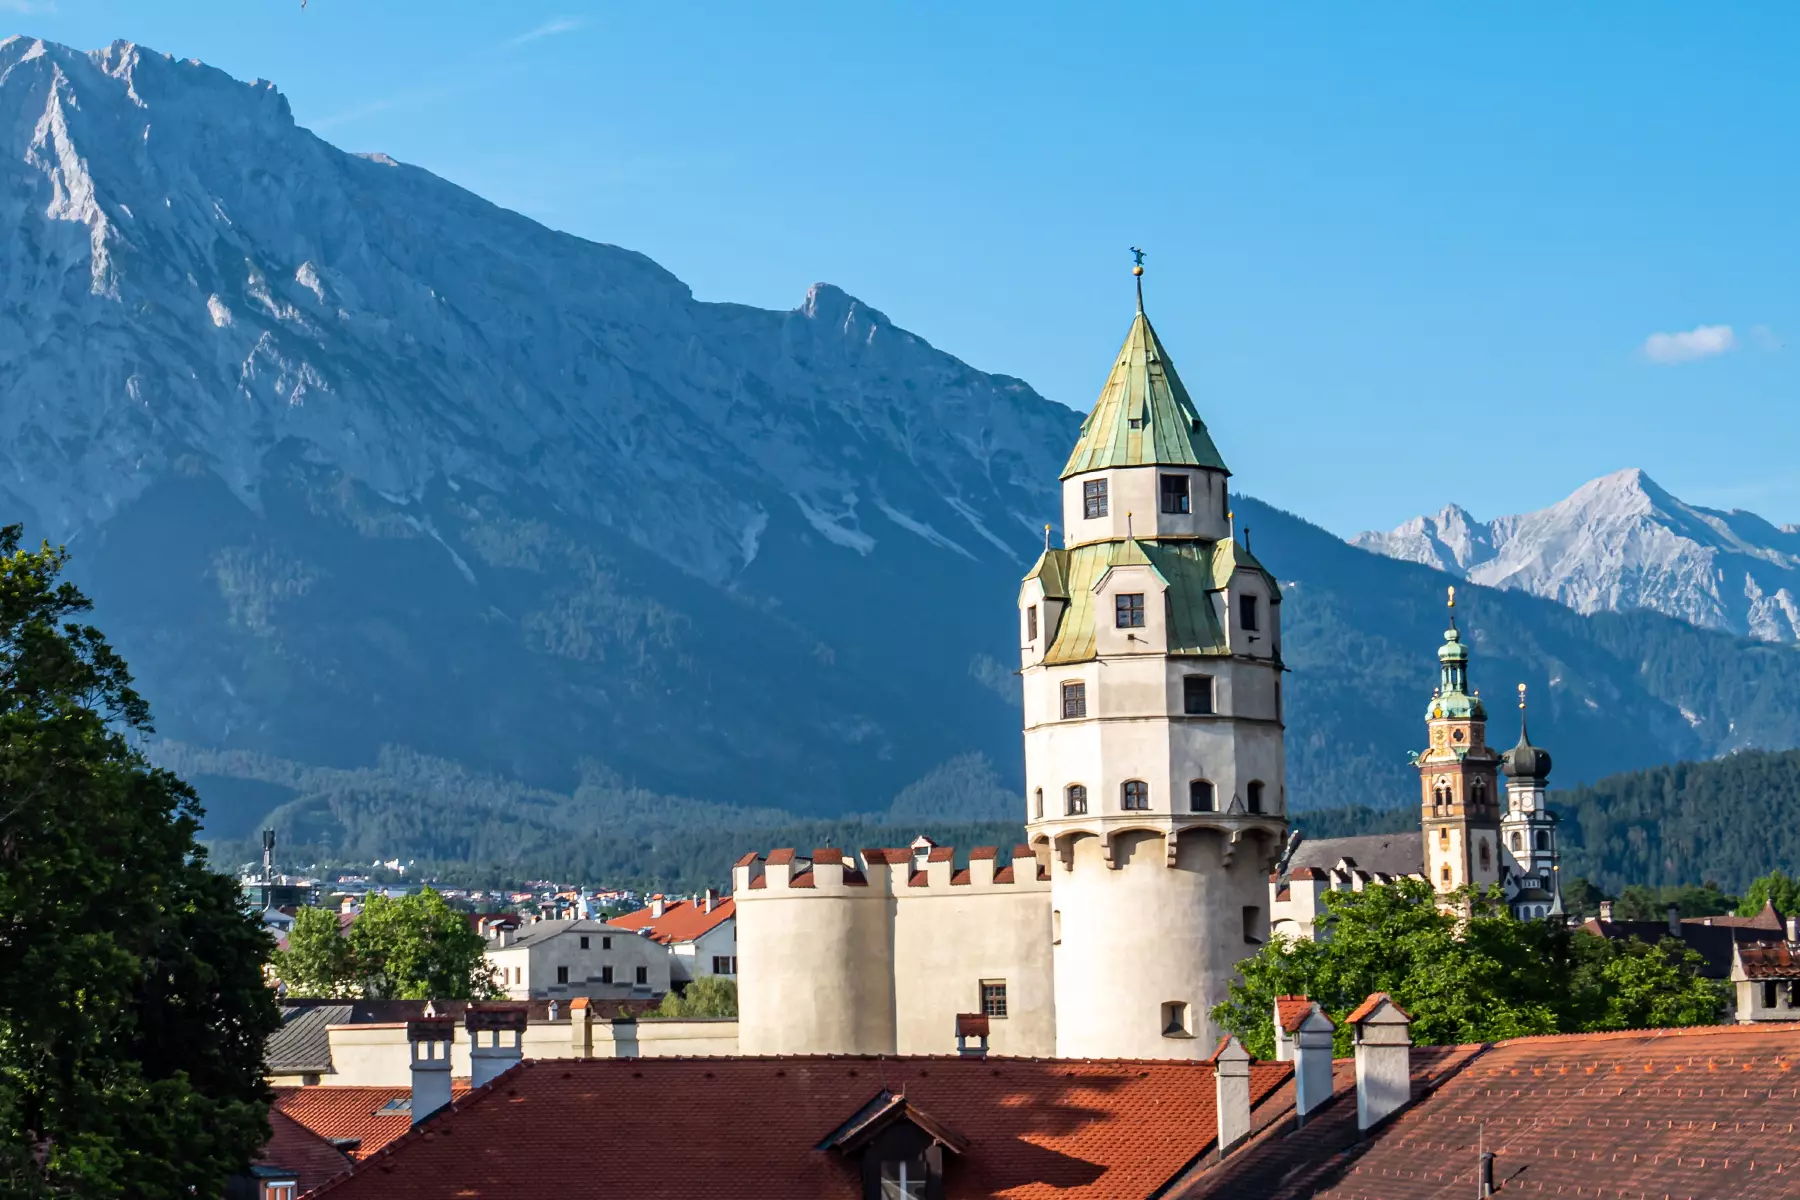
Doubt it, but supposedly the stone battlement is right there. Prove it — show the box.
[733,842,1049,896]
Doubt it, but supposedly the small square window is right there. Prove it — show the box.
[1239,593,1260,632]
[981,980,1008,1018]
[1160,474,1191,514]
[1115,593,1145,628]
[1161,1001,1192,1037]
[636,966,648,985]
[1061,681,1087,719]
[1065,785,1088,815]
[556,965,569,984]
[1183,675,1214,715]
[1026,605,1039,642]
[1083,478,1109,519]
[579,935,589,950]
[1128,417,1143,430]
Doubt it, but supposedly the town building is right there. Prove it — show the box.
[735,270,1289,1058]
[482,916,672,1002]
[607,890,737,984]
[1732,917,1800,1022]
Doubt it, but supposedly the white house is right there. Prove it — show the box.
[483,917,672,1002]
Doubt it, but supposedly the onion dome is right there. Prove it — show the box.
[1501,684,1552,781]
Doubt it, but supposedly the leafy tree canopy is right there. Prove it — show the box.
[275,889,499,1000]
[1215,878,1725,1058]
[1737,870,1800,920]
[653,977,737,1019]
[0,528,279,1198]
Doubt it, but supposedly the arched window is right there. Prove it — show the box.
[1438,828,1450,851]
[1509,831,1522,851]
[1122,780,1150,811]
[1189,780,1216,813]
[1246,781,1264,814]
[1440,864,1451,885]
[1534,829,1549,851]
[1034,788,1044,819]
[1479,841,1491,869]
[1065,784,1088,816]
[1471,778,1487,806]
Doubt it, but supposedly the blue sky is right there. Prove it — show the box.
[13,2,1799,535]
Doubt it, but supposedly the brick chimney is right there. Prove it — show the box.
[955,1013,989,1059]
[1667,903,1681,937]
[1208,1036,1253,1155]
[1289,1002,1337,1124]
[406,1014,457,1125]
[1598,900,1614,922]
[464,1002,529,1088]
[1349,993,1412,1131]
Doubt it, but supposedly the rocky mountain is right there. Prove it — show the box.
[1355,469,1800,642]
[6,38,1800,874]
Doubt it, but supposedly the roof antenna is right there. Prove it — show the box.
[1126,511,1134,539]
[1130,246,1146,312]
[1243,526,1251,554]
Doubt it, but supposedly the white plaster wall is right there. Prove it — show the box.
[485,924,672,1000]
[1051,828,1273,1058]
[1062,467,1229,545]
[734,879,894,1055]
[891,885,1055,1056]
[315,1019,741,1086]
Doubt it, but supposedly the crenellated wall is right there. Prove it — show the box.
[733,844,1054,1057]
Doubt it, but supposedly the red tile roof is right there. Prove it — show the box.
[302,1055,1291,1199]
[766,848,796,865]
[1739,940,1800,978]
[607,897,735,946]
[1178,1023,1800,1200]
[969,846,998,861]
[1275,995,1314,1034]
[274,1084,470,1162]
[1343,993,1406,1025]
[260,1110,354,1194]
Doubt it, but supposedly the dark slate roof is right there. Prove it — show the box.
[489,917,626,951]
[1580,918,1774,980]
[1285,832,1423,880]
[267,1004,353,1074]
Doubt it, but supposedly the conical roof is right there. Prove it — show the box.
[1060,306,1229,479]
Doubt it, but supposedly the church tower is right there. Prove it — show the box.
[1417,588,1502,902]
[1499,685,1562,918]
[1019,260,1286,1057]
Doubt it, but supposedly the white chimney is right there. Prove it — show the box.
[1208,1036,1253,1155]
[406,1014,456,1125]
[1290,1002,1337,1123]
[703,887,718,914]
[1598,900,1614,922]
[955,1013,990,1059]
[651,896,667,919]
[1350,993,1412,1132]
[1271,995,1307,1062]
[1788,914,1799,942]
[464,1003,528,1089]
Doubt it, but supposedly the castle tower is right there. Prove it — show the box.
[1499,685,1561,919]
[1417,588,1503,902]
[1019,260,1286,1057]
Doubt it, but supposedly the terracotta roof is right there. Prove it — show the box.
[606,897,736,946]
[1177,1024,1800,1200]
[860,847,910,866]
[302,1055,1291,1199]
[259,1109,354,1193]
[274,1084,471,1161]
[928,846,956,863]
[1739,940,1800,979]
[766,848,797,865]
[969,846,998,861]
[733,851,760,867]
[1275,996,1314,1034]
[955,1013,989,1038]
[1344,993,1407,1025]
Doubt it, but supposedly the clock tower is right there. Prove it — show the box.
[1417,588,1502,904]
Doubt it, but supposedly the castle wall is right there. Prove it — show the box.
[1051,827,1271,1057]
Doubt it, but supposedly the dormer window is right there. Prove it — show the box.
[1115,594,1145,628]
[1238,593,1259,632]
[1026,605,1038,641]
[1128,417,1143,430]
[1083,479,1109,519]
[1160,474,1190,514]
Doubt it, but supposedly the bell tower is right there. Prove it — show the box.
[1500,684,1562,919]
[1417,587,1502,903]
[1018,255,1286,1057]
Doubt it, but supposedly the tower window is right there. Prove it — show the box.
[1026,605,1038,641]
[1441,864,1451,885]
[1438,828,1450,851]
[1189,779,1216,812]
[1509,831,1522,851]
[1061,681,1087,719]
[1242,905,1263,945]
[1065,785,1088,815]
[1535,829,1549,851]
[1161,1001,1193,1036]
[1238,594,1260,632]
[1471,777,1485,805]
[1479,841,1491,869]
[1083,478,1109,519]
[1183,674,1214,715]
[1122,780,1150,810]
[1160,474,1191,514]
[1246,781,1264,814]
[1116,593,1145,628]
[1034,788,1044,819]
[981,980,1008,1018]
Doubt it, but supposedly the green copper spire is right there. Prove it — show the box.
[1427,585,1486,721]
[1060,258,1229,480]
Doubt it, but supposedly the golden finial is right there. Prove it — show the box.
[1518,682,1527,709]
[1043,523,1051,551]
[1447,584,1456,609]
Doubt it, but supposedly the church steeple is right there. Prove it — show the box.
[1418,586,1503,904]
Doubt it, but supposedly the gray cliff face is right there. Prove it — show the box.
[1354,469,1800,643]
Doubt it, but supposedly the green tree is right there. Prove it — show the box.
[1737,870,1800,919]
[272,906,360,998]
[346,890,498,1000]
[654,977,737,1018]
[1615,881,1736,920]
[1215,876,1722,1055]
[0,528,279,1198]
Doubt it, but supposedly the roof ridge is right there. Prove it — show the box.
[1485,1020,1800,1048]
